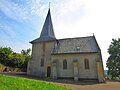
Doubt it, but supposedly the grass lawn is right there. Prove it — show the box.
[0,63,4,66]
[0,75,70,90]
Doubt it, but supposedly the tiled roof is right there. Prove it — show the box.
[52,36,100,54]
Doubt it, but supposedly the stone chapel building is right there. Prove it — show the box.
[27,9,105,82]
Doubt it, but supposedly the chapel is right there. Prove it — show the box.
[27,8,105,82]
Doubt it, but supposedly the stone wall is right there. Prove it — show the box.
[27,41,55,77]
[51,53,100,79]
[27,41,105,82]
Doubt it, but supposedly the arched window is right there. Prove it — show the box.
[84,59,89,69]
[41,58,44,67]
[63,59,67,69]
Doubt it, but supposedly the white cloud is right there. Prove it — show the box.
[0,0,29,22]
[0,39,31,53]
[49,0,120,69]
[1,0,120,69]
[0,23,16,38]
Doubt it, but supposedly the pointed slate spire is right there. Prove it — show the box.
[30,8,56,43]
[40,8,56,40]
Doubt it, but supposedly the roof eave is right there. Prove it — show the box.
[51,51,99,55]
[29,38,57,44]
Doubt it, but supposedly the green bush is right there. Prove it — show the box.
[0,47,31,70]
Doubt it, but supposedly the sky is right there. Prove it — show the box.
[0,0,120,70]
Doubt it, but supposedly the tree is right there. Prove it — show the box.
[106,38,120,79]
[9,53,25,68]
[0,47,13,65]
[21,48,31,69]
[21,48,31,56]
[0,47,13,55]
[0,47,31,70]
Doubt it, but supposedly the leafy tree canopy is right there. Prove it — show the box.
[0,47,13,55]
[107,38,120,79]
[0,47,31,70]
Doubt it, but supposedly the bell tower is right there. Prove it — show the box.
[28,8,56,78]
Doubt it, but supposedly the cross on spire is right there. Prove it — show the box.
[49,2,51,9]
[30,2,56,43]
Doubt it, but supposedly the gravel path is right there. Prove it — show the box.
[52,81,120,90]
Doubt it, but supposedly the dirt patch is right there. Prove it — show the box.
[0,66,20,72]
